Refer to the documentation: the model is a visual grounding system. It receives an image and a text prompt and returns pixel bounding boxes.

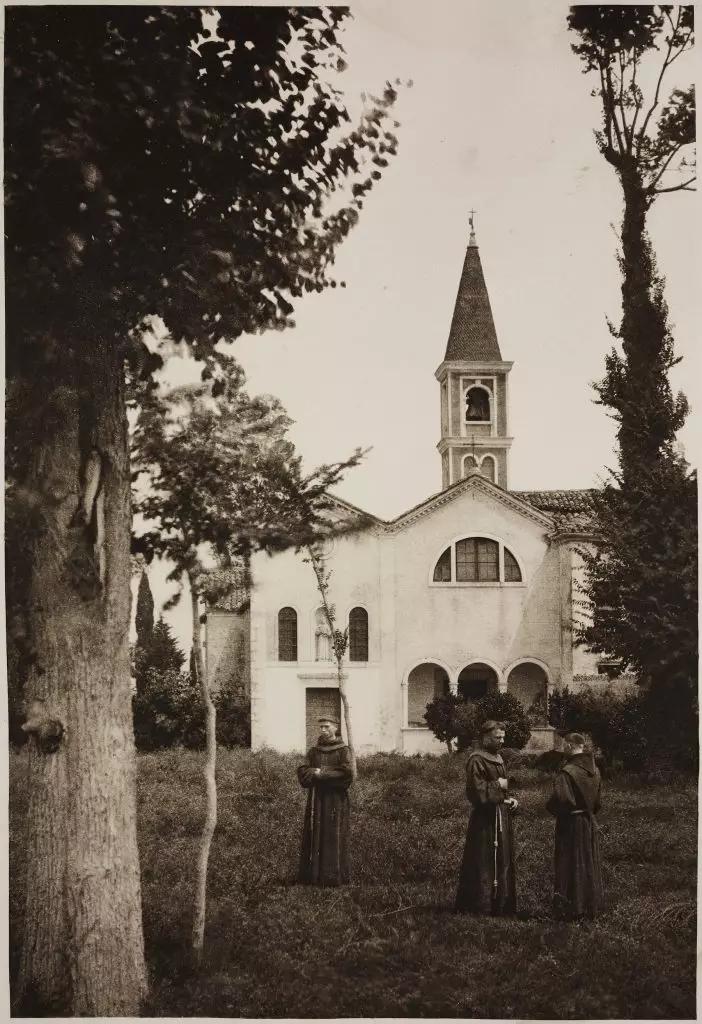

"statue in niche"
[315,610,332,661]
[465,387,490,422]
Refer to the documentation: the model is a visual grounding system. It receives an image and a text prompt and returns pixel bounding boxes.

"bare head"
[563,731,586,756]
[481,719,506,753]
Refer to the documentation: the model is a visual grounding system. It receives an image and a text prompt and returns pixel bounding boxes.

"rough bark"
[190,582,217,960]
[15,355,147,1015]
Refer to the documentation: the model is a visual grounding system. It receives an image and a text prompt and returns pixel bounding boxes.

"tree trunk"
[190,581,217,961]
[337,663,357,780]
[15,358,147,1015]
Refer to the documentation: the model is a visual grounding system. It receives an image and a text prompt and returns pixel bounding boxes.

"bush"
[424,690,531,752]
[473,691,532,750]
[423,692,463,752]
[214,697,251,748]
[133,668,204,751]
[546,687,686,772]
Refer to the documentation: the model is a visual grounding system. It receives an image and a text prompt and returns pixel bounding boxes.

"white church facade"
[206,228,611,755]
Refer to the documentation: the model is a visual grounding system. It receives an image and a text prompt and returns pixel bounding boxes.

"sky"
[145,0,699,648]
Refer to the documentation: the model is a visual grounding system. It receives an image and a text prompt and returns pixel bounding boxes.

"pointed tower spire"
[444,213,502,362]
[435,216,513,491]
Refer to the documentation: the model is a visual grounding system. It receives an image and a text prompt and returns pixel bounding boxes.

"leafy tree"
[135,570,155,657]
[423,692,464,754]
[132,364,366,958]
[137,617,186,678]
[6,7,398,1011]
[567,6,697,736]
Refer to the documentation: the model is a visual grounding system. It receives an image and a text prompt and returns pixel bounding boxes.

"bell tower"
[435,214,513,489]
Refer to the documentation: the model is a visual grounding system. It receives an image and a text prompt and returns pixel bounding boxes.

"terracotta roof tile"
[201,565,250,611]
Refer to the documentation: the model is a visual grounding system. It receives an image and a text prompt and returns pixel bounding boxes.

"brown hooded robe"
[546,751,603,919]
[297,737,352,886]
[455,748,517,915]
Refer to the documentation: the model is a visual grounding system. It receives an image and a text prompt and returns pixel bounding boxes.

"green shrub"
[132,668,204,751]
[425,691,531,752]
[474,692,531,750]
[214,697,251,748]
[423,692,463,752]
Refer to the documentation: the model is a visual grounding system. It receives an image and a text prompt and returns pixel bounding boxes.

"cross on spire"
[468,209,477,247]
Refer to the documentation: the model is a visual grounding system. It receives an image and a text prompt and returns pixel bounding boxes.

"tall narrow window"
[349,607,369,662]
[278,607,297,661]
[433,547,452,582]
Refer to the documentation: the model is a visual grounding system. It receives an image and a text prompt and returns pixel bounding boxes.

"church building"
[205,224,613,755]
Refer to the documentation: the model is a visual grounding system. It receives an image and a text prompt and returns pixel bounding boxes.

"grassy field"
[9,747,697,1018]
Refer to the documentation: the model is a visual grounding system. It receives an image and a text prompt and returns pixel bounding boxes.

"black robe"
[297,738,353,886]
[546,751,603,920]
[455,748,517,915]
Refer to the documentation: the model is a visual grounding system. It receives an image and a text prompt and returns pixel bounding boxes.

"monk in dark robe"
[546,732,603,920]
[297,715,353,886]
[455,720,518,915]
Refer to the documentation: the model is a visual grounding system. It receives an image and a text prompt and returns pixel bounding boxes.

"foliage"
[132,668,203,752]
[135,571,155,653]
[6,7,401,435]
[9,747,697,1019]
[136,617,186,679]
[214,698,251,749]
[423,692,464,753]
[567,6,697,717]
[132,362,365,581]
[424,691,531,752]
[547,685,697,773]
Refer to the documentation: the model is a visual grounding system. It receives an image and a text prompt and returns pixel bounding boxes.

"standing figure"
[297,715,353,886]
[455,720,518,915]
[546,732,603,920]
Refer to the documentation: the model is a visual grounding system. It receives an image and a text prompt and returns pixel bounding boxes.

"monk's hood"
[567,751,597,776]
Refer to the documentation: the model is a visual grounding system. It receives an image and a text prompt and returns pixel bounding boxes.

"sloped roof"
[386,473,553,531]
[201,565,250,611]
[444,243,502,362]
[514,489,597,533]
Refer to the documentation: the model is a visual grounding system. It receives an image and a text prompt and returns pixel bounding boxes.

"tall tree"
[6,7,399,1013]
[132,365,366,959]
[135,570,155,660]
[567,7,697,739]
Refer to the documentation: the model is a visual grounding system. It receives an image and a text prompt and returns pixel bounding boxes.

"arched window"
[314,608,332,662]
[433,547,452,582]
[504,547,522,582]
[456,537,499,582]
[432,538,523,585]
[480,455,496,484]
[348,607,369,662]
[462,455,479,478]
[465,386,490,422]
[278,607,297,661]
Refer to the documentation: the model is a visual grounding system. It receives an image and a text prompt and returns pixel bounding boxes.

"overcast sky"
[148,0,698,644]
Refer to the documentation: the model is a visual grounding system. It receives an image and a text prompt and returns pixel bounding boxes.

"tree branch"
[652,176,696,195]
[637,9,683,157]
[647,139,687,192]
[605,64,626,157]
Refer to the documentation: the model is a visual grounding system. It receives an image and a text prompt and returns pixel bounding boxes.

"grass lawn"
[9,747,697,1018]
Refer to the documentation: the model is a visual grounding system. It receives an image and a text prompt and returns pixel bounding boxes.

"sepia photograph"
[5,1,698,1018]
